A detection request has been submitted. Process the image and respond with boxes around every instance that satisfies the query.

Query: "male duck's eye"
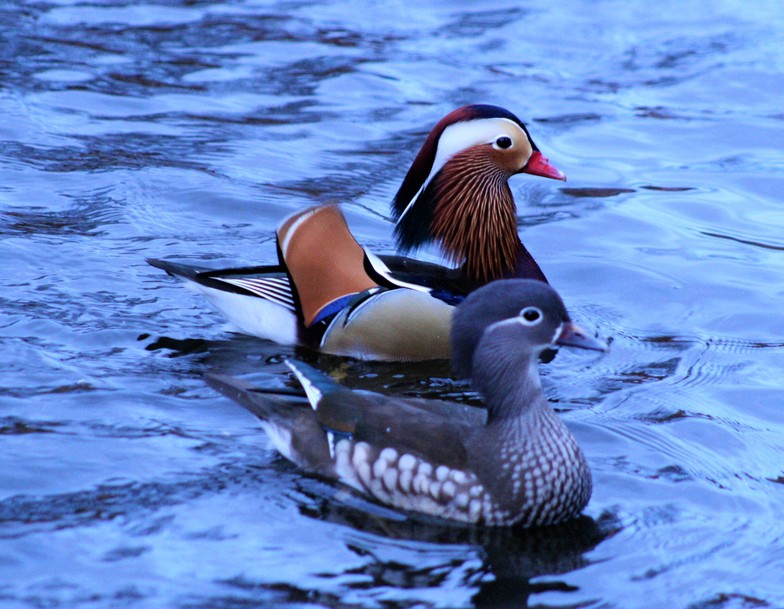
[495,136,513,149]
[520,307,542,325]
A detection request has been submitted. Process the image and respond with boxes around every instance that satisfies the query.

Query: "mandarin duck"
[207,279,607,526]
[149,105,566,360]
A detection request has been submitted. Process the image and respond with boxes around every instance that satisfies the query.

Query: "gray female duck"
[208,279,607,526]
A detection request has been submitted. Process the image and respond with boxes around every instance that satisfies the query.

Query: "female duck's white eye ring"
[519,306,543,325]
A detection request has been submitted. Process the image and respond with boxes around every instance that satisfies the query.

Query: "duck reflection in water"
[282,474,617,609]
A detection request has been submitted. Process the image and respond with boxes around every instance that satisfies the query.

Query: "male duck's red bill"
[148,104,567,361]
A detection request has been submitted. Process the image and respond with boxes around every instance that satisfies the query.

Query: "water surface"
[1,1,783,607]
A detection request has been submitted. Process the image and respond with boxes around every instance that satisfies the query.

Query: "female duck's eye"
[495,136,512,149]
[520,307,542,325]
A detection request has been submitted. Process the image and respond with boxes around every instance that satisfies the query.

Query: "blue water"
[1,1,783,607]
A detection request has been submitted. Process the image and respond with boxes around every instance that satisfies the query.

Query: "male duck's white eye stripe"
[434,117,522,162]
[398,117,527,221]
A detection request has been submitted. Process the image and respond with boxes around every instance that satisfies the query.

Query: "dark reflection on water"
[295,493,613,609]
[2,0,784,607]
[304,494,613,604]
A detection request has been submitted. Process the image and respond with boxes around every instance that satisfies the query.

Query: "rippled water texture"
[1,1,783,607]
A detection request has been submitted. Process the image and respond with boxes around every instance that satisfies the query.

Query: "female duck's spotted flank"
[207,279,607,526]
[148,104,565,362]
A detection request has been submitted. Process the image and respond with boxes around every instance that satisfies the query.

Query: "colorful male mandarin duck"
[207,280,607,526]
[148,104,566,360]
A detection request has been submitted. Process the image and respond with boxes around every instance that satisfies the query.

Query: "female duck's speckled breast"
[332,397,592,526]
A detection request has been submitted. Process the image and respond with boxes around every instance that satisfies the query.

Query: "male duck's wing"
[368,253,474,305]
[148,205,389,327]
[147,258,297,312]
[277,205,380,327]
[146,212,455,357]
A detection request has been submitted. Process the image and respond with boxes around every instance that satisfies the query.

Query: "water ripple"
[2,1,784,607]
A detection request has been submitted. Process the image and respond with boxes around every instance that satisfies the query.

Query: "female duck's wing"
[205,373,333,474]
[286,361,482,471]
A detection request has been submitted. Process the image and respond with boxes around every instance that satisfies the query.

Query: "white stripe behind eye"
[486,316,556,337]
[398,117,525,221]
[486,317,526,334]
